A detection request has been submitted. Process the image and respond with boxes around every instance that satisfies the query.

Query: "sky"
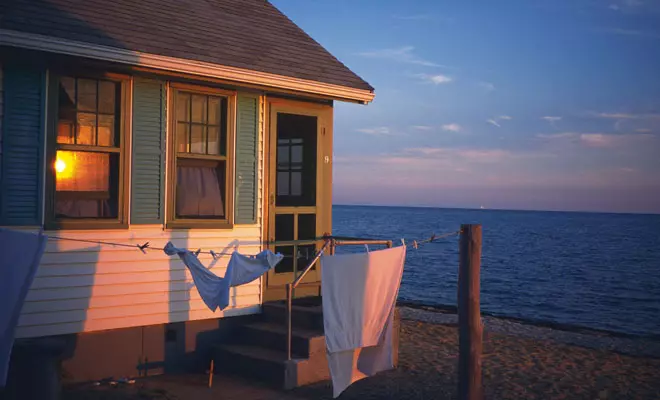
[271,0,660,214]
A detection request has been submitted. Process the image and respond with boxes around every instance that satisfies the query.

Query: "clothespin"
[209,250,218,259]
[195,248,202,256]
[364,244,370,253]
[413,240,419,249]
[137,242,150,254]
[401,238,406,246]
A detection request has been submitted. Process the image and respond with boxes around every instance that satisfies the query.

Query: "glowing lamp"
[55,159,67,173]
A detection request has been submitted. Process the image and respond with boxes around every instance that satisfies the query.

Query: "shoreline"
[397,300,660,341]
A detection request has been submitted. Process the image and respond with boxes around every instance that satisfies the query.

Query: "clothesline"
[42,230,461,259]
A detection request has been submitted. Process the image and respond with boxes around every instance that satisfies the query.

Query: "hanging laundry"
[321,245,406,398]
[164,243,283,311]
[0,229,48,386]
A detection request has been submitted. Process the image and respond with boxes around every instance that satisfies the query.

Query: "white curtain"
[176,166,224,217]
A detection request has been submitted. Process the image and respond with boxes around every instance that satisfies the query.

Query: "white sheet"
[0,229,47,386]
[164,243,283,311]
[321,246,406,398]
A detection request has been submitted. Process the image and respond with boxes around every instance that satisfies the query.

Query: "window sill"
[45,220,129,230]
[166,220,234,230]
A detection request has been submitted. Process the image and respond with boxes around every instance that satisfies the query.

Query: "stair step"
[262,302,324,330]
[240,322,325,357]
[213,343,329,389]
[213,344,287,387]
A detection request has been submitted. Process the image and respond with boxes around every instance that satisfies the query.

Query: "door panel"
[265,100,332,296]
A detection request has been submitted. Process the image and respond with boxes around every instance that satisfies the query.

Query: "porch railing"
[284,237,393,360]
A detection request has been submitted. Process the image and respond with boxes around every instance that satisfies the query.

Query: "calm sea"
[332,205,660,337]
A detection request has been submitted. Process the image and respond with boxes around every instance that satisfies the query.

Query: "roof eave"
[0,29,375,104]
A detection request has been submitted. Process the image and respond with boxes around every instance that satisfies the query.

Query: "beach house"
[0,0,376,388]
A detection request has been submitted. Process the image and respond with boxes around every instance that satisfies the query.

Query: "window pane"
[291,171,302,196]
[98,81,116,114]
[274,246,294,273]
[277,143,289,165]
[208,97,221,125]
[191,95,206,123]
[207,127,220,155]
[177,93,190,122]
[177,123,189,152]
[57,121,74,144]
[190,125,205,154]
[77,79,97,112]
[54,150,118,218]
[97,115,115,147]
[176,161,225,218]
[275,214,294,240]
[297,244,316,272]
[76,113,97,145]
[291,145,303,163]
[59,77,76,108]
[298,214,316,240]
[58,78,77,144]
[277,171,289,196]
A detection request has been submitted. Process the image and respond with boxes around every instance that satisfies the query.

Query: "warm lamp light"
[55,159,67,173]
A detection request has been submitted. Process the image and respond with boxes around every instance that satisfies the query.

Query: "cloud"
[593,112,660,120]
[486,119,501,128]
[608,0,644,11]
[442,123,462,132]
[541,116,562,128]
[636,128,652,132]
[358,46,444,67]
[537,132,655,148]
[486,115,512,128]
[579,133,614,148]
[536,132,576,139]
[477,82,495,91]
[394,14,434,21]
[596,28,660,39]
[541,116,562,122]
[355,127,392,135]
[411,125,433,131]
[404,147,540,164]
[416,74,453,84]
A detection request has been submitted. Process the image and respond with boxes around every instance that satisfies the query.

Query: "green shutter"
[234,94,259,224]
[131,78,166,224]
[0,66,45,226]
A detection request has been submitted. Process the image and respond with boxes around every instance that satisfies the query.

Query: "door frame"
[263,97,333,297]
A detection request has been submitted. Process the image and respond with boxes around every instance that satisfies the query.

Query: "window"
[46,74,129,229]
[168,84,235,228]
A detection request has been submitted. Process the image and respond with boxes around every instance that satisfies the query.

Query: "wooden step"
[239,321,325,358]
[262,302,324,330]
[213,343,329,389]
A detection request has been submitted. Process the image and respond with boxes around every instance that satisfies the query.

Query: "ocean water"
[332,205,660,337]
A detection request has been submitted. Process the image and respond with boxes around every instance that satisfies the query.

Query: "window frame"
[166,82,236,229]
[44,72,131,230]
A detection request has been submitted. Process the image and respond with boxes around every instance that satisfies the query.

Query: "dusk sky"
[272,0,660,214]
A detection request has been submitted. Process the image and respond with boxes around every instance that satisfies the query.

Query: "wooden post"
[208,359,214,388]
[458,224,483,400]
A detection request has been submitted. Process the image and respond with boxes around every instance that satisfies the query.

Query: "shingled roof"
[0,0,373,92]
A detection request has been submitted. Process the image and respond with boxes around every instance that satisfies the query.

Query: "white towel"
[321,246,406,398]
[0,229,47,386]
[164,243,283,311]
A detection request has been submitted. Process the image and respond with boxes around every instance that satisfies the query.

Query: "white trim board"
[0,29,375,104]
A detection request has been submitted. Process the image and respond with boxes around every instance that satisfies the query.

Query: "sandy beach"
[63,306,660,400]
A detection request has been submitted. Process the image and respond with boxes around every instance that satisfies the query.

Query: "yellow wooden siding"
[15,93,267,339]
